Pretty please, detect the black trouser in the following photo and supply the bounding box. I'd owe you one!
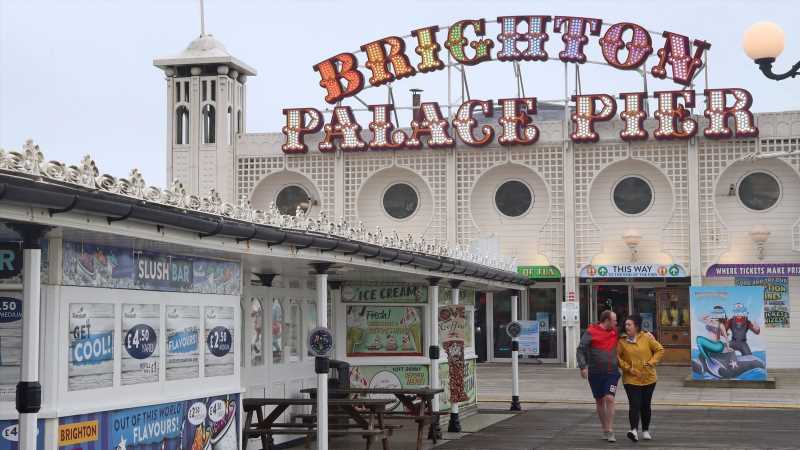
[624,383,656,431]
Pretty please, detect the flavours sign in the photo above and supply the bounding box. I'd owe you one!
[283,16,758,153]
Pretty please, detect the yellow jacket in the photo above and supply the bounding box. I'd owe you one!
[617,332,665,386]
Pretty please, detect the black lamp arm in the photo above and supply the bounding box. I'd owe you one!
[755,57,800,81]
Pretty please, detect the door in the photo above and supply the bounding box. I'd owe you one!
[475,292,488,362]
[492,291,513,359]
[594,284,630,331]
[525,286,561,362]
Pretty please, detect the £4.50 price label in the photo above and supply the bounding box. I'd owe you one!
[207,326,232,357]
[125,324,158,359]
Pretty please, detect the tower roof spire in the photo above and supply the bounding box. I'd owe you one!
[199,0,206,36]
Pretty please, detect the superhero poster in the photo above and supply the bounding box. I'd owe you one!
[690,287,767,381]
[58,394,239,450]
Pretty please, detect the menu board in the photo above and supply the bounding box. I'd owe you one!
[68,303,114,391]
[121,304,160,385]
[166,305,201,381]
[0,295,22,401]
[346,306,423,356]
[205,306,235,377]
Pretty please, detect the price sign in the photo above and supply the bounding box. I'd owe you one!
[308,327,334,357]
[187,402,207,426]
[207,326,232,357]
[124,324,157,359]
[506,321,522,339]
[208,399,227,422]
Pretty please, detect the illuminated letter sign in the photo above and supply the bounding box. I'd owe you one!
[651,32,711,86]
[600,22,652,69]
[496,16,551,61]
[444,19,495,66]
[313,53,364,104]
[552,16,602,63]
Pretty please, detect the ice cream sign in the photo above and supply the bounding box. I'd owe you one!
[580,264,686,278]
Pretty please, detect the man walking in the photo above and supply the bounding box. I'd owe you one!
[577,310,620,442]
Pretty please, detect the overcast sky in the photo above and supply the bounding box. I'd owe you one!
[1,0,798,186]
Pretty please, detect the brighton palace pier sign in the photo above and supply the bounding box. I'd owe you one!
[282,16,759,153]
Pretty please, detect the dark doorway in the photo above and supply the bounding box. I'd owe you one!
[475,292,488,362]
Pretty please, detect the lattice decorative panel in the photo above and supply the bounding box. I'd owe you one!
[237,155,335,216]
[760,138,800,252]
[456,149,509,247]
[697,139,758,268]
[343,152,447,242]
[573,143,629,269]
[630,141,690,268]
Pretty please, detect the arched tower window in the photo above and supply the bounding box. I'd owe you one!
[175,106,189,145]
[202,104,216,144]
[237,110,242,134]
[227,107,233,146]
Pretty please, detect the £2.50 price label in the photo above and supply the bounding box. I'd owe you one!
[207,326,232,357]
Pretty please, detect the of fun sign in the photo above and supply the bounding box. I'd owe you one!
[283,15,759,153]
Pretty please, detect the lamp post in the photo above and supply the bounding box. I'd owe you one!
[749,225,771,260]
[622,229,642,263]
[743,21,800,80]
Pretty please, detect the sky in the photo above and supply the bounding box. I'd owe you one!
[1,0,799,186]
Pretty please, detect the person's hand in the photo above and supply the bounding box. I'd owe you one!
[630,368,641,377]
[580,368,588,379]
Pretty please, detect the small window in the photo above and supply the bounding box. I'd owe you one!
[175,106,189,145]
[613,176,653,215]
[272,299,284,364]
[211,80,216,101]
[183,82,189,102]
[383,183,419,220]
[494,180,533,217]
[276,185,311,216]
[738,172,780,211]
[202,81,207,101]
[237,110,242,134]
[227,107,233,146]
[288,301,302,361]
[202,104,215,144]
[175,81,181,102]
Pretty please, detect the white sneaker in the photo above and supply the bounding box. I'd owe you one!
[642,430,652,440]
[607,432,616,442]
[627,429,638,442]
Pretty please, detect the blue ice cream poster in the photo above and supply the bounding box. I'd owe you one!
[690,287,767,381]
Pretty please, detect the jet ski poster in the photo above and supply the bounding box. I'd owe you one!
[690,287,767,381]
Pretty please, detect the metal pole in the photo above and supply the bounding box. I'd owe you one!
[15,225,47,450]
[447,281,462,433]
[427,278,442,440]
[510,293,521,411]
[312,264,330,450]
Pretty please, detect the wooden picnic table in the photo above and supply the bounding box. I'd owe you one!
[300,387,445,450]
[242,397,395,450]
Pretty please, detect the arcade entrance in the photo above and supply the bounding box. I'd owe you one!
[580,281,691,365]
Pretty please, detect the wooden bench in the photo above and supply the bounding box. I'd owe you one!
[248,425,392,450]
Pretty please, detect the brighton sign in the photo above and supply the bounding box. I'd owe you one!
[282,16,759,153]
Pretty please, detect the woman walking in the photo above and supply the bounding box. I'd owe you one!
[617,314,664,442]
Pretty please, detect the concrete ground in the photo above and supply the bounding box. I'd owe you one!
[477,363,800,408]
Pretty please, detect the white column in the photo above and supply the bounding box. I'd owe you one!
[428,279,441,438]
[315,272,328,450]
[563,61,580,369]
[450,287,459,418]
[19,245,42,450]
[510,293,521,410]
[687,139,703,287]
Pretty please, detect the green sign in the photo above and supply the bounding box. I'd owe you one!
[341,284,428,303]
[438,359,477,411]
[517,265,561,279]
[346,306,424,356]
[350,365,429,411]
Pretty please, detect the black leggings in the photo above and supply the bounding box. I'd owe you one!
[624,383,656,430]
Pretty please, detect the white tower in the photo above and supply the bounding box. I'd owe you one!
[154,20,255,202]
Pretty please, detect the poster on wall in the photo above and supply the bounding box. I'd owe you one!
[350,365,428,411]
[68,303,114,391]
[0,419,45,450]
[248,298,264,366]
[518,320,540,356]
[341,284,427,303]
[735,277,790,328]
[166,306,200,381]
[205,306,235,377]
[121,304,160,385]
[63,242,136,289]
[438,359,477,412]
[346,306,423,356]
[0,295,22,401]
[57,394,239,450]
[690,287,767,381]
[439,305,468,403]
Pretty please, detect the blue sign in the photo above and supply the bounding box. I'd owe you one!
[206,326,232,357]
[0,297,22,323]
[518,320,540,356]
[0,243,22,280]
[0,419,44,450]
[125,324,158,360]
[72,331,114,366]
[167,329,199,354]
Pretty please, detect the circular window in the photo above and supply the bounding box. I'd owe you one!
[383,183,419,220]
[276,185,310,216]
[494,180,533,217]
[613,176,653,215]
[738,172,780,211]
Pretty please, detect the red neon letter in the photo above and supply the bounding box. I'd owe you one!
[496,16,551,62]
[367,104,407,150]
[282,108,323,154]
[411,26,445,73]
[497,98,539,145]
[651,32,711,86]
[318,106,367,153]
[618,92,648,141]
[444,19,494,66]
[703,89,759,139]
[453,100,495,146]
[360,37,417,87]
[653,90,697,140]
[599,22,653,70]
[571,94,616,143]
[313,53,364,104]
[407,102,455,149]
[552,16,602,63]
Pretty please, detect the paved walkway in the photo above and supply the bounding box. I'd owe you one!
[477,363,800,408]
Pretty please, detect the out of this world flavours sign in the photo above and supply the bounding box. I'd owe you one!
[282,16,758,153]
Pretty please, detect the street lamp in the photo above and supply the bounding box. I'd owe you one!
[622,229,642,262]
[743,21,800,80]
[749,225,771,260]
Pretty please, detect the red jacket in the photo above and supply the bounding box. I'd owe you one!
[577,324,619,373]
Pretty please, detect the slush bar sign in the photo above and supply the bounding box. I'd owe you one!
[283,15,759,153]
[0,243,22,279]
